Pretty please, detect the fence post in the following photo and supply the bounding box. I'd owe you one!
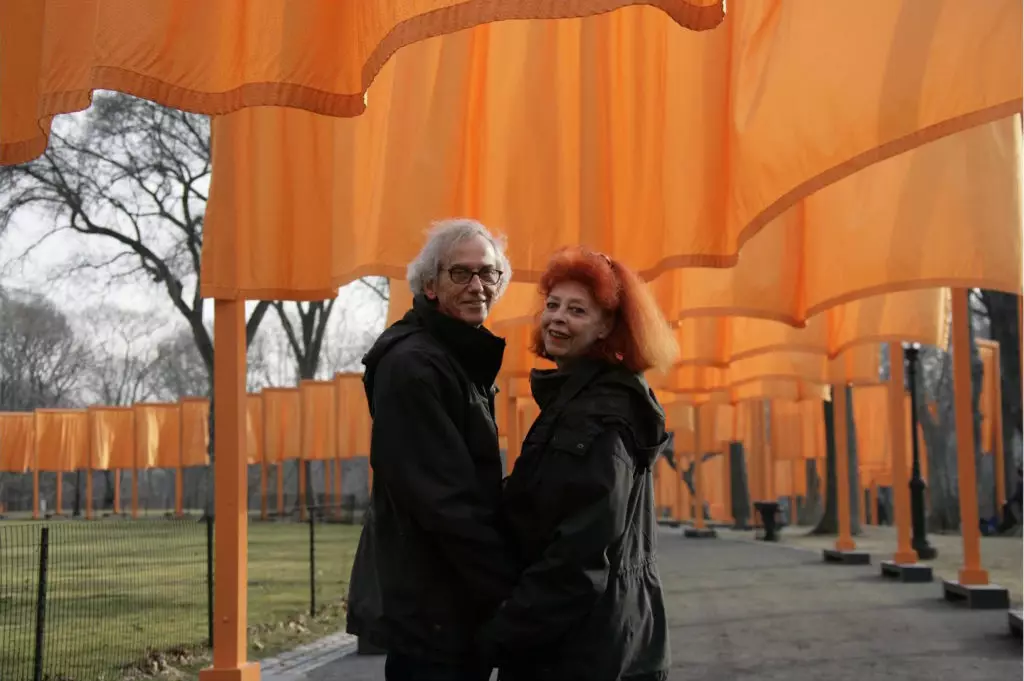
[33,527,50,681]
[206,517,214,647]
[309,505,317,616]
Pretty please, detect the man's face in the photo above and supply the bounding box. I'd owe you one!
[425,235,501,326]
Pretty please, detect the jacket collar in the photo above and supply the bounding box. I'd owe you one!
[413,294,505,387]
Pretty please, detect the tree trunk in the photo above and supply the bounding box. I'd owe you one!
[809,387,862,535]
[982,290,1022,500]
[72,470,82,517]
[802,458,823,525]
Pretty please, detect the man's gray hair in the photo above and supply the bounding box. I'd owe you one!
[406,218,513,298]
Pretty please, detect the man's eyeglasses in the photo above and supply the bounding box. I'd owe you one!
[446,265,503,286]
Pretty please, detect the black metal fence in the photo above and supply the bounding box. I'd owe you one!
[0,505,359,681]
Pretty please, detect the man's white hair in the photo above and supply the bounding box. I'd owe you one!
[406,218,513,299]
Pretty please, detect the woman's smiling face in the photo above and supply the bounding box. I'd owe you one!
[540,280,612,364]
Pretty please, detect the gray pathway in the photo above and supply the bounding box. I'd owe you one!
[290,528,1021,680]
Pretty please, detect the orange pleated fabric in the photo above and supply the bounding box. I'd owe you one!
[245,394,264,466]
[262,388,301,464]
[181,398,211,467]
[34,409,88,472]
[199,1,1021,300]
[88,406,135,470]
[0,413,34,473]
[134,403,181,469]
[0,0,726,164]
[300,380,338,461]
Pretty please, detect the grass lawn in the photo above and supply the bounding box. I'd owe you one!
[0,517,361,681]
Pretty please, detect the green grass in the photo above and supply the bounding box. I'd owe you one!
[0,517,361,680]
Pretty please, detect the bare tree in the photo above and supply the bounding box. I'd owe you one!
[978,290,1022,501]
[809,386,862,536]
[0,288,90,411]
[0,91,269,393]
[0,288,91,513]
[78,305,168,406]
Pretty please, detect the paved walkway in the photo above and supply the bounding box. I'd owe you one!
[286,528,1021,680]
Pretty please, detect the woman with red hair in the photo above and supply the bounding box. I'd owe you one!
[477,247,678,681]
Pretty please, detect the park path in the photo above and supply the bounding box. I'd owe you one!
[276,528,1020,681]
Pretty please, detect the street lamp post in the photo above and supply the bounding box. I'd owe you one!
[904,344,937,560]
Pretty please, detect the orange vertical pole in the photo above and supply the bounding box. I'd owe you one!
[692,406,706,530]
[176,404,184,517]
[131,414,139,519]
[276,461,284,516]
[870,482,878,525]
[858,478,867,526]
[298,460,307,521]
[113,469,122,515]
[991,344,1006,511]
[950,289,988,585]
[261,408,270,521]
[260,460,268,520]
[887,346,917,563]
[333,452,343,518]
[86,412,94,520]
[32,413,39,519]
[199,298,258,681]
[833,385,856,552]
[791,458,801,525]
[325,460,334,512]
[298,387,308,522]
[55,471,63,516]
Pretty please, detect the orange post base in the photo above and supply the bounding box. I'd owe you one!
[957,567,989,586]
[198,661,260,681]
[834,537,856,552]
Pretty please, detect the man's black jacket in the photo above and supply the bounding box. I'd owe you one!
[345,294,517,662]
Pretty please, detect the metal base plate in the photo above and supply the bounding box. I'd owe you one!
[684,527,718,539]
[880,560,933,583]
[822,549,871,565]
[941,580,1010,610]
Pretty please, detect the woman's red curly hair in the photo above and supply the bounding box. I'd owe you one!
[530,246,679,374]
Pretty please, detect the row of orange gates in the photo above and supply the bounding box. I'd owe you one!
[0,341,1009,522]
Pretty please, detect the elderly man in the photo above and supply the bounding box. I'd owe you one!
[346,219,517,681]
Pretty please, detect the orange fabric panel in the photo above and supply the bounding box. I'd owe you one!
[775,459,793,497]
[853,385,889,469]
[0,413,34,473]
[1,2,725,165]
[181,398,211,467]
[301,380,337,461]
[199,1,1020,300]
[34,409,88,472]
[654,455,678,516]
[335,374,364,460]
[664,402,694,441]
[263,388,301,463]
[649,121,1021,325]
[769,401,803,461]
[713,404,736,444]
[88,407,134,471]
[800,400,825,461]
[246,394,264,465]
[702,451,725,519]
[697,406,718,453]
[134,404,181,469]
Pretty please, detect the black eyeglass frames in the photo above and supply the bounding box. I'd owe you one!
[445,265,503,286]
